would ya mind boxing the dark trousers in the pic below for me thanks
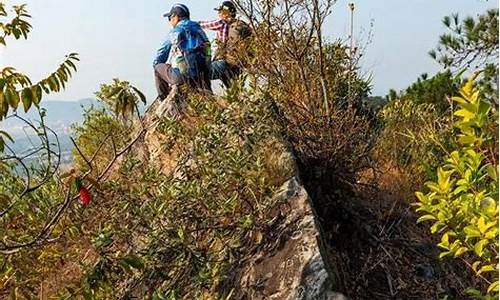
[210,60,241,88]
[154,63,211,98]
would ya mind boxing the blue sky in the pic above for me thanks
[0,0,497,101]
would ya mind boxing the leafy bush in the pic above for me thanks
[0,4,87,297]
[54,83,295,298]
[376,98,453,180]
[403,71,459,113]
[95,79,146,121]
[415,77,499,298]
[374,70,461,185]
[71,107,128,174]
[0,3,78,149]
[234,0,378,186]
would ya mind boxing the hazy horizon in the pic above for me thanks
[1,0,498,101]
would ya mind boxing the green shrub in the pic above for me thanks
[403,71,459,113]
[377,98,454,180]
[95,78,146,121]
[61,83,294,299]
[71,107,128,174]
[415,77,499,299]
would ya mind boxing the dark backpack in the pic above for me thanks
[217,19,252,65]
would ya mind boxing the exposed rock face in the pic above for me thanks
[237,177,346,300]
[129,94,185,175]
[132,92,346,299]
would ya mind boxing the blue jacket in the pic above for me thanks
[153,19,210,78]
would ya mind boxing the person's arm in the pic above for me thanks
[153,35,172,66]
[198,19,225,31]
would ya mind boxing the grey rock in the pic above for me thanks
[156,85,186,119]
[238,178,347,300]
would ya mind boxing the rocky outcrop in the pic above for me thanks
[237,177,346,300]
[131,91,346,299]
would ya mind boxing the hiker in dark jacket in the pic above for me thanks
[198,1,251,88]
[154,3,212,101]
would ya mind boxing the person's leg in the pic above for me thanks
[222,65,241,88]
[210,60,227,81]
[154,63,184,100]
[154,66,170,99]
[210,60,240,88]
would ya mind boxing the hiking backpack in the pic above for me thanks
[176,21,211,78]
[217,19,252,65]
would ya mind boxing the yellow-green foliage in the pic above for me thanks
[378,98,453,177]
[415,77,499,298]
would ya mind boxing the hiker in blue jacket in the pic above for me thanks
[153,4,212,100]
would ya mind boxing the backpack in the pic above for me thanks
[228,19,252,42]
[216,19,252,65]
[175,21,211,78]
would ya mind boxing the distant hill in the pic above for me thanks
[0,98,100,138]
[1,98,101,163]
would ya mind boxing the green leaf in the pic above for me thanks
[430,222,443,234]
[472,261,481,272]
[31,85,42,105]
[454,247,468,257]
[473,239,488,257]
[484,227,498,240]
[5,88,19,109]
[457,100,477,112]
[487,281,499,294]
[132,86,146,104]
[452,185,468,195]
[454,247,469,257]
[0,130,14,143]
[437,168,453,192]
[466,288,483,297]
[426,182,441,193]
[468,90,480,104]
[454,108,475,119]
[21,87,32,112]
[415,192,428,204]
[452,96,467,104]
[458,135,477,145]
[464,225,481,238]
[477,216,487,234]
[477,100,491,116]
[123,254,145,270]
[417,214,436,223]
[66,60,77,72]
[438,233,450,249]
[47,76,58,92]
[476,217,497,235]
[487,165,498,181]
[478,265,495,275]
